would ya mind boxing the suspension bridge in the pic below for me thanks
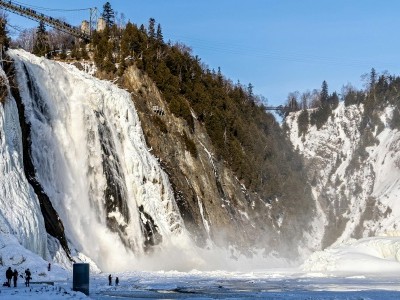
[265,106,291,111]
[0,0,95,41]
[265,97,299,112]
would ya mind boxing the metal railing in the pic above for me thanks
[0,0,91,41]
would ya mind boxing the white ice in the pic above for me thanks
[6,49,190,272]
[1,233,400,299]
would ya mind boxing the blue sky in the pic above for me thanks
[4,0,400,106]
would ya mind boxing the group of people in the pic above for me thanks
[3,262,53,288]
[4,267,31,287]
[108,274,119,286]
[5,267,18,287]
[5,264,122,289]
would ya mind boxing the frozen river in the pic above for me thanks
[90,270,400,299]
[1,269,400,299]
[2,235,400,299]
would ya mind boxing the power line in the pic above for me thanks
[12,1,90,12]
[0,0,91,40]
[6,22,24,33]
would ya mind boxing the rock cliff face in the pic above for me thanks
[119,65,316,257]
[286,103,400,250]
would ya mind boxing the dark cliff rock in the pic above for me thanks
[119,66,315,258]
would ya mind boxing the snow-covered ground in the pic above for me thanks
[0,269,400,299]
[1,235,400,299]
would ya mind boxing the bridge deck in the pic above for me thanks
[265,106,291,111]
[0,0,90,41]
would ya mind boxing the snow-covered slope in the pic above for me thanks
[302,236,400,274]
[286,103,400,251]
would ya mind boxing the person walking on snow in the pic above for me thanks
[108,274,112,286]
[6,267,13,287]
[12,269,18,287]
[25,268,31,287]
[115,277,119,286]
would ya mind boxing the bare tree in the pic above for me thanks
[12,28,36,52]
[300,90,311,110]
[115,12,126,29]
[47,29,75,52]
[286,91,300,110]
[173,42,192,55]
[309,89,321,108]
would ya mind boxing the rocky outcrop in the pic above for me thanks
[286,104,400,250]
[119,66,315,257]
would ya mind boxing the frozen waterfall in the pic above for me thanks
[8,49,188,271]
[0,67,49,260]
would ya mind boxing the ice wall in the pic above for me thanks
[8,49,188,271]
[0,68,49,259]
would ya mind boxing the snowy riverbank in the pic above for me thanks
[1,235,400,299]
[0,269,400,299]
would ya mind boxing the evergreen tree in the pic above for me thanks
[342,84,364,106]
[148,18,156,40]
[247,83,254,101]
[93,27,116,73]
[70,44,81,60]
[33,21,49,57]
[156,23,163,43]
[102,2,115,28]
[217,67,223,84]
[0,14,10,51]
[297,109,309,137]
[139,24,146,34]
[369,68,377,104]
[80,43,89,59]
[310,83,332,129]
[369,67,377,91]
[310,104,330,130]
[320,80,329,105]
[364,69,378,118]
[390,107,400,130]
[329,91,339,109]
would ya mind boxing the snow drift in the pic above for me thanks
[302,236,400,274]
